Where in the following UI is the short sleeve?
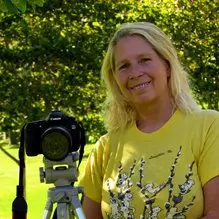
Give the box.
[198,114,219,186]
[79,135,109,203]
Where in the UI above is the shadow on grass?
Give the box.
[0,141,19,165]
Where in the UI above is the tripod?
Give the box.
[40,152,86,219]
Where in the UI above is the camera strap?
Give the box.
[77,121,86,168]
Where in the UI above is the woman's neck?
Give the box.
[135,99,176,133]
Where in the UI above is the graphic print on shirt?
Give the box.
[105,146,196,219]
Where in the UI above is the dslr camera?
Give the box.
[24,110,85,161]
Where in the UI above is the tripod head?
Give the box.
[40,152,79,187]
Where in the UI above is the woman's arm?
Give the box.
[201,176,219,218]
[82,195,103,219]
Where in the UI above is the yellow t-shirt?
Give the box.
[80,109,219,219]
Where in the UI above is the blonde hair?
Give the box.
[101,22,200,133]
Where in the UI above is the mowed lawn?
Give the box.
[0,140,93,219]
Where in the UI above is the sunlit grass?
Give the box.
[0,140,93,219]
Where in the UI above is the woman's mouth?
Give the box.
[130,81,151,90]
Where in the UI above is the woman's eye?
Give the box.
[119,63,129,70]
[140,58,150,63]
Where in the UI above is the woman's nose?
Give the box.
[129,63,144,79]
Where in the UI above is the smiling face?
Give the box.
[113,35,171,108]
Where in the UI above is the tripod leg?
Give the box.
[71,198,86,219]
[43,197,53,219]
[57,202,72,219]
[74,207,86,219]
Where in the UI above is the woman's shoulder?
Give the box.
[101,129,122,143]
[190,109,219,120]
[96,128,127,152]
[95,130,120,147]
[185,109,219,128]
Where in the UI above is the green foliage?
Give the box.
[0,0,45,13]
[0,0,218,143]
[157,0,219,110]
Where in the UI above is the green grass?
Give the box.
[0,139,93,219]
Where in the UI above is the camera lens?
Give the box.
[41,127,71,161]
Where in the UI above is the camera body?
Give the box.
[24,110,84,161]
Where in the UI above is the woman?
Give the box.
[80,22,219,218]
